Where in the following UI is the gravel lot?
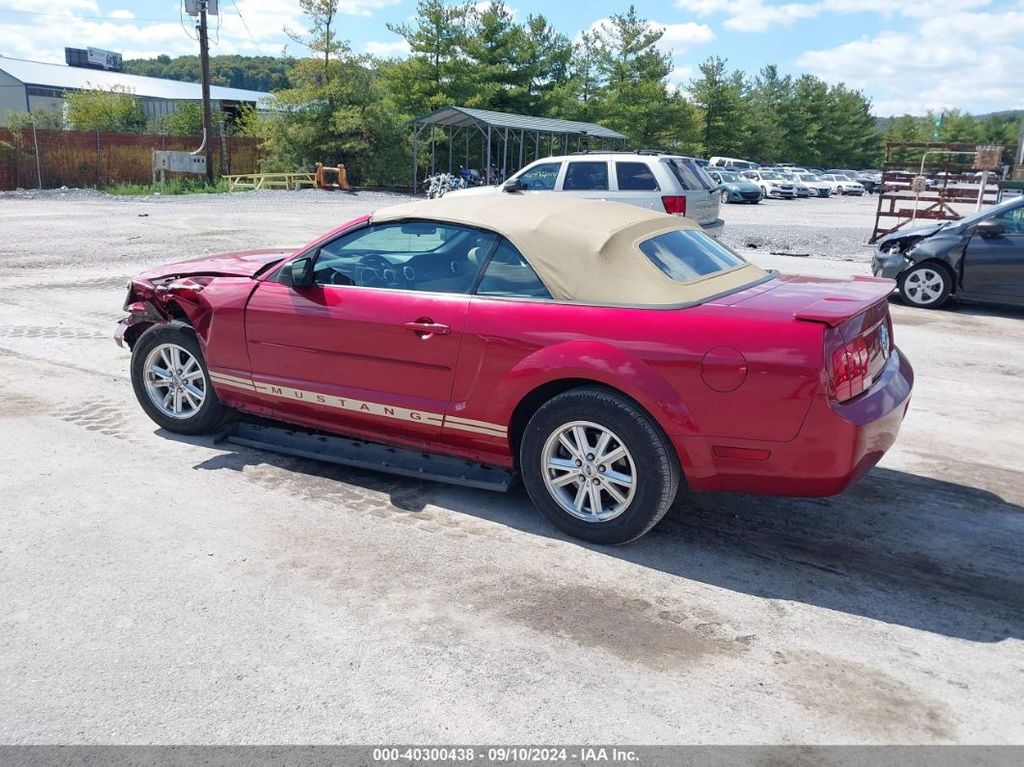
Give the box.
[0,190,1022,745]
[718,192,881,260]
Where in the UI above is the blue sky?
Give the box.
[0,0,1021,116]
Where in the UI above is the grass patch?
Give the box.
[105,178,231,196]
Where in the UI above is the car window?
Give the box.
[666,158,714,190]
[639,229,745,282]
[615,162,659,191]
[515,162,561,191]
[562,161,609,191]
[313,222,497,294]
[475,241,552,299]
[992,204,1024,233]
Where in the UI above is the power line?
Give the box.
[0,7,178,22]
[230,0,261,50]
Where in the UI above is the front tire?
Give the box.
[520,387,680,545]
[130,322,230,434]
[898,263,952,309]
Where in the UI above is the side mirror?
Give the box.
[976,220,1004,238]
[502,178,526,193]
[288,256,314,288]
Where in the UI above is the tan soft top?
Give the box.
[372,195,766,306]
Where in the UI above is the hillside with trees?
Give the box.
[123,54,294,93]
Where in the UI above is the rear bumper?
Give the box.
[676,348,913,496]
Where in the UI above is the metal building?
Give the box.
[411,105,628,189]
[0,55,270,121]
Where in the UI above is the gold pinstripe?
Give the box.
[210,371,509,436]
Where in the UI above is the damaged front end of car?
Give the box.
[115,275,216,349]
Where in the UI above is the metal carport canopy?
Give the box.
[412,105,627,140]
[410,105,628,190]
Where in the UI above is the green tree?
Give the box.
[586,7,699,151]
[566,30,606,121]
[65,87,147,132]
[936,109,981,143]
[286,0,347,82]
[743,64,790,163]
[124,55,294,92]
[519,15,573,116]
[258,56,406,185]
[689,56,747,156]
[382,0,474,116]
[827,84,880,167]
[781,74,831,166]
[463,1,531,112]
[154,102,226,136]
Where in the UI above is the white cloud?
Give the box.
[658,22,716,54]
[0,0,405,63]
[473,1,518,18]
[577,17,714,53]
[363,40,411,57]
[667,65,695,94]
[673,0,994,32]
[796,8,1024,115]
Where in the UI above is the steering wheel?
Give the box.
[356,254,407,289]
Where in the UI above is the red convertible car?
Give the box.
[117,195,913,544]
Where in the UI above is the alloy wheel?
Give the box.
[540,420,637,523]
[142,342,207,419]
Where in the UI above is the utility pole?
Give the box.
[197,1,214,184]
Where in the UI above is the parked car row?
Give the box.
[706,167,870,203]
[704,156,882,201]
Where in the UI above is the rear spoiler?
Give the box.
[793,276,895,327]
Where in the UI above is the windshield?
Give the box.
[718,172,739,182]
[760,172,783,180]
[799,174,820,181]
[954,197,1024,229]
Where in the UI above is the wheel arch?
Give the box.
[906,257,958,294]
[506,376,689,480]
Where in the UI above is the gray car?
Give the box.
[872,197,1024,309]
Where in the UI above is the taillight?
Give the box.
[662,195,687,215]
[830,336,871,402]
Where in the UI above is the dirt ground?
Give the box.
[0,190,1022,744]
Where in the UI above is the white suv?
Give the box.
[446,152,724,238]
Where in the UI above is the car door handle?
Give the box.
[403,320,451,336]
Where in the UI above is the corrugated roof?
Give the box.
[0,56,270,105]
[413,105,626,140]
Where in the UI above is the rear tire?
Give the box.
[898,263,952,309]
[520,387,680,545]
[130,322,231,435]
